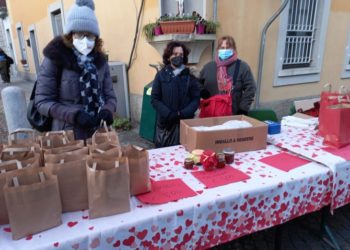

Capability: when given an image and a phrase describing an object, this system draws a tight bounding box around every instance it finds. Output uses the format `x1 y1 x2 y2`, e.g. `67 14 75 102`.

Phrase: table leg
321 207 341 250
274 225 283 250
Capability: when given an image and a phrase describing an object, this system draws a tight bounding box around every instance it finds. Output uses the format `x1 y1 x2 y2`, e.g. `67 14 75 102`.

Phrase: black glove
75 111 98 128
167 112 180 123
98 109 114 126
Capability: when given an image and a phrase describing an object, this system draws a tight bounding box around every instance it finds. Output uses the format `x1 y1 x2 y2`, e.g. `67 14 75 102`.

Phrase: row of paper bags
0 128 151 240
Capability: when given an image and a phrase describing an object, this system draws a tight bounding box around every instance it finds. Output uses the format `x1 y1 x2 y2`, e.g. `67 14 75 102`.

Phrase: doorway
29 28 40 75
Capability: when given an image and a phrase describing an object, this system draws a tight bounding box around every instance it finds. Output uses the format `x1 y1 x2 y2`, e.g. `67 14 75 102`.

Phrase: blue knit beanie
64 0 100 36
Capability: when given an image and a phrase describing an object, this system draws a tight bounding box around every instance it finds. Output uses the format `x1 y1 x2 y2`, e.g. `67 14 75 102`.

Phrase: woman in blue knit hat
35 0 117 139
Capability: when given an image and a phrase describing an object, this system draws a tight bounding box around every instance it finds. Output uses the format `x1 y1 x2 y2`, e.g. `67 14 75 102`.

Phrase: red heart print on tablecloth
123 236 135 246
67 221 78 228
136 229 148 240
113 240 121 247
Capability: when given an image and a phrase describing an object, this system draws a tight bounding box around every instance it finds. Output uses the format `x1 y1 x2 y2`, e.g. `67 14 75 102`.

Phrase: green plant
112 117 132 131
142 22 157 40
159 13 196 22
206 20 220 34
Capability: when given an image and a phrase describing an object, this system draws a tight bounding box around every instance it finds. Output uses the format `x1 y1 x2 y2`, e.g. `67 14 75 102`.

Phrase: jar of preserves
223 148 235 164
184 158 194 170
216 153 226 168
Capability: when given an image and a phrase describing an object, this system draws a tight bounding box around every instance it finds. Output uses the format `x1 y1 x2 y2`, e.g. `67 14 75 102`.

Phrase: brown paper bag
43 144 86 155
0 160 38 225
1 147 42 167
86 157 130 219
44 147 89 163
90 123 120 146
3 168 62 239
45 159 88 212
7 128 39 147
39 130 82 149
89 142 122 160
122 145 151 195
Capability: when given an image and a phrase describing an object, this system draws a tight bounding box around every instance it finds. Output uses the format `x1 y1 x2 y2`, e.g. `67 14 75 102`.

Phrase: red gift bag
199 94 232 118
320 103 350 148
319 85 350 138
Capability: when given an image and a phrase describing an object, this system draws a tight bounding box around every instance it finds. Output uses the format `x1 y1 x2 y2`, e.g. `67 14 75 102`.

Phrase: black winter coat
151 65 200 129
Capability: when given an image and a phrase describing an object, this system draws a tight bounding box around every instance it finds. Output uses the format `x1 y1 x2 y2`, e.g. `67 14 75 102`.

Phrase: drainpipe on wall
213 0 217 21
212 0 218 59
255 0 289 108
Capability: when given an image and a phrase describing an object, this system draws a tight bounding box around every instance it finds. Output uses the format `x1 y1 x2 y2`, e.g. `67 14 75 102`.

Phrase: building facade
5 0 350 120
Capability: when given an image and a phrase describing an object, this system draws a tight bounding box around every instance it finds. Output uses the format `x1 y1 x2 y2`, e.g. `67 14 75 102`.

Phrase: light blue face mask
218 49 234 60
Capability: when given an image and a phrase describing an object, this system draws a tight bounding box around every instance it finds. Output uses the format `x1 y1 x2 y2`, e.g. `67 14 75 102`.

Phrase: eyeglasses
73 32 97 41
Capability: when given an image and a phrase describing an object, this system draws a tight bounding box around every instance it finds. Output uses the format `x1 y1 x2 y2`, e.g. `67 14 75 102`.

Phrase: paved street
0 78 349 249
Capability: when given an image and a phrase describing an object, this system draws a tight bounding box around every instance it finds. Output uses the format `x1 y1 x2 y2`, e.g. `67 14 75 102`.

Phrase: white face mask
73 37 95 56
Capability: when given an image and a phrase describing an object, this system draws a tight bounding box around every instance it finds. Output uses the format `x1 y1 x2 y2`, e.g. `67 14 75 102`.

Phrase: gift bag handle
1 146 35 157
92 121 113 144
94 146 122 157
8 128 36 145
12 171 45 187
338 85 350 103
0 160 23 170
323 83 332 92
45 130 67 136
90 161 119 171
44 131 70 144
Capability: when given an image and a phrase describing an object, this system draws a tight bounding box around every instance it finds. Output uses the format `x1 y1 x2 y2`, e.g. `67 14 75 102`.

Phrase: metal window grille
282 0 319 69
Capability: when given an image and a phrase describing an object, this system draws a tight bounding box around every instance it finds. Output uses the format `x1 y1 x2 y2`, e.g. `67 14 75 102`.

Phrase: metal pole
213 0 218 21
255 0 290 108
60 0 65 26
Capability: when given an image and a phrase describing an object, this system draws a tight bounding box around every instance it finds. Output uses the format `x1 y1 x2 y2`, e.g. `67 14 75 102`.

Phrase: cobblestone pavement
1 78 349 249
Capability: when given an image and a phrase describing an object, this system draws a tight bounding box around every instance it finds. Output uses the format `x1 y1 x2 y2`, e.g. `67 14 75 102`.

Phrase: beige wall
6 0 57 74
217 0 350 103
7 0 350 112
7 0 216 95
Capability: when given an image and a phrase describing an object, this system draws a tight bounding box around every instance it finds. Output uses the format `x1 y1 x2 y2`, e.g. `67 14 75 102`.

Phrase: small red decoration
200 150 218 171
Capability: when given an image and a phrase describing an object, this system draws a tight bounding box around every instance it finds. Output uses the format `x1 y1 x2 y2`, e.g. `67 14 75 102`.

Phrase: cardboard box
294 98 320 112
180 115 268 153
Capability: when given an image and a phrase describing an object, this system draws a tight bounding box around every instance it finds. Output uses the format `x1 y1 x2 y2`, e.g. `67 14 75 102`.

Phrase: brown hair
62 33 105 54
162 41 190 65
216 36 237 51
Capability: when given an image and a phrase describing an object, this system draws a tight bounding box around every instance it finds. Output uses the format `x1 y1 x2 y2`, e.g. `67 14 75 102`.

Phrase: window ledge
278 67 320 77
148 34 216 64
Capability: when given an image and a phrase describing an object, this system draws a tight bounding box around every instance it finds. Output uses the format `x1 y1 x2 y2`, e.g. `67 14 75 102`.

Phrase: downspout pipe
255 0 289 108
213 0 218 21
212 0 218 59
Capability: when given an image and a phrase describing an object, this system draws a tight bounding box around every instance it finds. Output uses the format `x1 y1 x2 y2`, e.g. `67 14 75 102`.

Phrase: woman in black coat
151 42 200 148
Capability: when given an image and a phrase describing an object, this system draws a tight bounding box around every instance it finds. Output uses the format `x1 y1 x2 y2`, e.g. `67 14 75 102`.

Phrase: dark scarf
74 49 104 116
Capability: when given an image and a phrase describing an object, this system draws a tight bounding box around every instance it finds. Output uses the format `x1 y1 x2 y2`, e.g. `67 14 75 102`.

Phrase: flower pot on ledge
154 26 163 36
159 20 195 34
196 24 206 34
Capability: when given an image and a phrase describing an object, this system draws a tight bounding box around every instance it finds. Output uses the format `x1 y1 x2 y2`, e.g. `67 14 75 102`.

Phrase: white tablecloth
0 145 332 250
268 125 350 210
